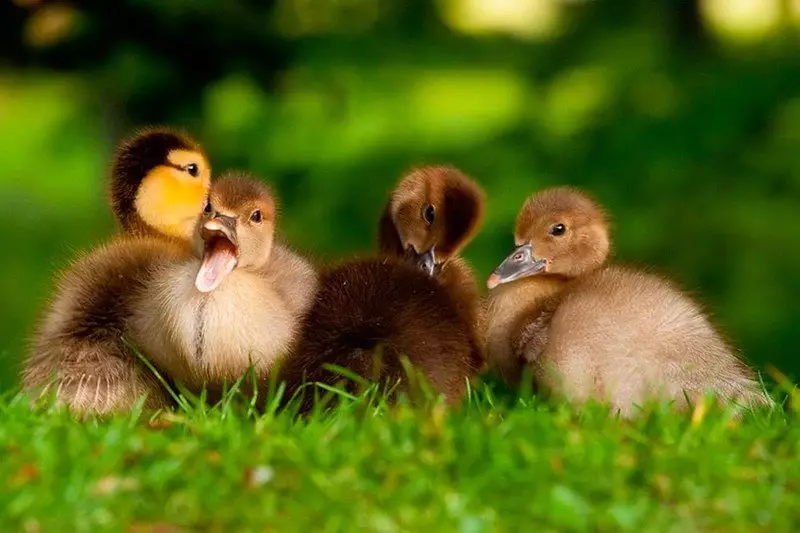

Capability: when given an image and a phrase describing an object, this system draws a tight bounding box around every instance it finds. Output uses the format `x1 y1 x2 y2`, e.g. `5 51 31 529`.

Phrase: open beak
195 214 240 293
405 245 440 277
200 214 238 247
487 243 547 289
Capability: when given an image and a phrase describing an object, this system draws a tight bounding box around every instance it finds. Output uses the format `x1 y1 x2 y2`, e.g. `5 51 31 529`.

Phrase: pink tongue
195 240 238 293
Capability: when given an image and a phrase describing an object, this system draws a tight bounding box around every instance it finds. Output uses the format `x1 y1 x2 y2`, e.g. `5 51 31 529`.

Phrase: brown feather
23 236 185 415
279 258 482 411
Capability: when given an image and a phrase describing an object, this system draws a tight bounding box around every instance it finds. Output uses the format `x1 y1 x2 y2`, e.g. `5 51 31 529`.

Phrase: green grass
0 379 797 533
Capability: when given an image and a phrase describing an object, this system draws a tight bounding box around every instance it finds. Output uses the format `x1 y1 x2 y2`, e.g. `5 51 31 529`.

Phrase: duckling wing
23 237 182 415
538 266 767 413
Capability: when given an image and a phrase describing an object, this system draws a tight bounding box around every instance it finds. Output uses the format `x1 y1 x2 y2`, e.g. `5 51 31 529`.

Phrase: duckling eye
185 163 199 177
250 210 263 223
203 201 212 216
549 223 566 236
422 204 435 225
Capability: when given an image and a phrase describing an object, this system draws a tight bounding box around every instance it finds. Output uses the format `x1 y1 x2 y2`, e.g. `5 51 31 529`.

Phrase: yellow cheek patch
135 166 210 240
167 149 211 184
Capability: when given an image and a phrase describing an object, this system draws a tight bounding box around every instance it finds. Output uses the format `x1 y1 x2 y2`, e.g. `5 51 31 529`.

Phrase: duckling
280 168 485 410
279 257 483 411
110 128 211 240
378 165 485 328
127 174 317 395
23 130 212 414
485 187 769 415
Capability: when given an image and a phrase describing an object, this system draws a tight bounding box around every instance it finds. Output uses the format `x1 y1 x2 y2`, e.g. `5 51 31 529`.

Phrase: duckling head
379 165 484 276
111 128 211 240
193 174 277 293
487 187 610 289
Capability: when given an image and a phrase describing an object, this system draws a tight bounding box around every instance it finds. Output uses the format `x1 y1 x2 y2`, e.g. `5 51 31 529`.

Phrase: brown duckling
127 174 317 394
485 187 769 415
378 165 485 328
110 128 211 240
280 168 485 410
23 130 211 414
279 257 483 411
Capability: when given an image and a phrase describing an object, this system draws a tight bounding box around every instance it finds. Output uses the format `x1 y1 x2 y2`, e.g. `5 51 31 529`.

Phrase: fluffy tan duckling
23 129 211 414
485 187 769 415
110 128 211 240
128 174 317 395
378 165 485 328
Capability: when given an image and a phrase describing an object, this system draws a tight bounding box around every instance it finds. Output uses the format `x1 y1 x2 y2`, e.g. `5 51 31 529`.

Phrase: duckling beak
196 214 239 293
200 214 238 247
418 247 438 277
405 246 440 277
487 243 547 289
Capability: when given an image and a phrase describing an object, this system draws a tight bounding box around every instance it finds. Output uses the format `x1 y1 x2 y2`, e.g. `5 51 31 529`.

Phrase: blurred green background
1 0 798 392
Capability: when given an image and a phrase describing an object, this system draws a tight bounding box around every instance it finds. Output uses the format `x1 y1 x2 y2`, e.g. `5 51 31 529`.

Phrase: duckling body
23 130 211 414
24 237 182 413
535 267 765 414
128 175 317 393
486 187 768 414
280 258 482 409
129 242 315 389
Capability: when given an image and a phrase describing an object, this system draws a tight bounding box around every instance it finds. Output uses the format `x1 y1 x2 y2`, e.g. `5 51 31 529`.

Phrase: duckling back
24 236 183 414
280 258 482 410
529 266 769 415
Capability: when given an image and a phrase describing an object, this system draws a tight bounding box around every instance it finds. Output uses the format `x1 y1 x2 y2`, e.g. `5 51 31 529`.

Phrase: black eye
549 223 566 236
203 201 212 215
186 163 199 177
422 204 435 225
250 210 262 223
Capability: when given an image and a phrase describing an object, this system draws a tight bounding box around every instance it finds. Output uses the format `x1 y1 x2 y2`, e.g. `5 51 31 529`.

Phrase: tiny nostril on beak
203 219 223 232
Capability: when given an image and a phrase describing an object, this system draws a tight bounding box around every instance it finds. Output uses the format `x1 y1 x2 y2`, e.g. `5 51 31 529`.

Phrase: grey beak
487 243 547 289
418 247 437 277
201 214 238 247
404 245 440 277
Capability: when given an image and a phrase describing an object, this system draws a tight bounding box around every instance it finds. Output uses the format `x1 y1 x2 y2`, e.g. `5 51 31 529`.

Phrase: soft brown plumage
128 174 317 396
23 130 212 415
24 236 183 414
485 187 769 415
378 165 485 331
279 166 487 410
279 258 483 411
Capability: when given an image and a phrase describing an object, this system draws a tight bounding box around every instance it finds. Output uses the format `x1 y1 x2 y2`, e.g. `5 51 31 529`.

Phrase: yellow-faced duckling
378 165 485 328
110 128 211 240
485 187 769 415
23 130 210 414
127 174 317 394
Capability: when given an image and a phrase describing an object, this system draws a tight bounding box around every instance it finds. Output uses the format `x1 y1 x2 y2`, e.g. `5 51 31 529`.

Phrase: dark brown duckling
279 257 482 411
485 187 770 415
110 128 211 240
378 165 485 329
23 130 211 414
280 167 486 410
128 174 317 395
